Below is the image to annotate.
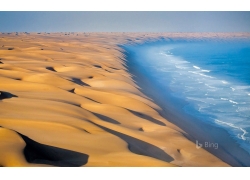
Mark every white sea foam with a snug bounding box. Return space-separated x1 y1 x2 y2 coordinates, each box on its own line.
237 107 250 112
159 52 172 56
193 65 210 72
175 65 187 69
188 71 214 78
193 65 200 69
201 69 210 72
239 128 248 140
215 119 248 140
221 98 228 100
205 84 216 89
229 100 238 104
186 97 207 103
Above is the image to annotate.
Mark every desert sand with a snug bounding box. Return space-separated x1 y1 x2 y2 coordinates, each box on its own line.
0 32 233 167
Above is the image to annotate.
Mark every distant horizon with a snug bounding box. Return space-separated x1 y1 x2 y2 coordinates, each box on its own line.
0 12 250 33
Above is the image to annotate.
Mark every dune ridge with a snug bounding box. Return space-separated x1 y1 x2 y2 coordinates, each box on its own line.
0 32 243 167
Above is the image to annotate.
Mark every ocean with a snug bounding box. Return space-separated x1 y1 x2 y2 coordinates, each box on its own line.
123 38 250 154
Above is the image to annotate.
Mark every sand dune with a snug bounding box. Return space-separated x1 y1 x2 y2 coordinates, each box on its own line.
0 32 234 167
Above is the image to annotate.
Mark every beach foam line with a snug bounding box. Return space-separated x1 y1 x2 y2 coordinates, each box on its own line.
215 119 248 140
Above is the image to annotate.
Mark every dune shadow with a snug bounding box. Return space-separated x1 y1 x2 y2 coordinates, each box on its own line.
93 65 102 68
0 91 18 100
46 67 56 72
92 112 121 124
128 109 166 126
105 69 112 73
109 67 119 70
70 78 90 86
17 133 89 167
82 96 100 104
90 122 174 163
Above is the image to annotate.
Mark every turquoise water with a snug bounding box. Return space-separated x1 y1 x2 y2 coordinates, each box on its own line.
124 39 250 153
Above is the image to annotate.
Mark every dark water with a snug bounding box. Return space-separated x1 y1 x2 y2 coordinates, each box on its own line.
124 39 250 153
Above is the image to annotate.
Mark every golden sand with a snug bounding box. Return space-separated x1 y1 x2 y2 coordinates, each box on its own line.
0 32 231 167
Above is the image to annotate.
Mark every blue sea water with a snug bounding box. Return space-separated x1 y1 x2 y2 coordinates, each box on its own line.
124 38 250 153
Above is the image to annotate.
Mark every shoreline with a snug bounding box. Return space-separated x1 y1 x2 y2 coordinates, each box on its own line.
122 42 250 166
1 32 248 166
